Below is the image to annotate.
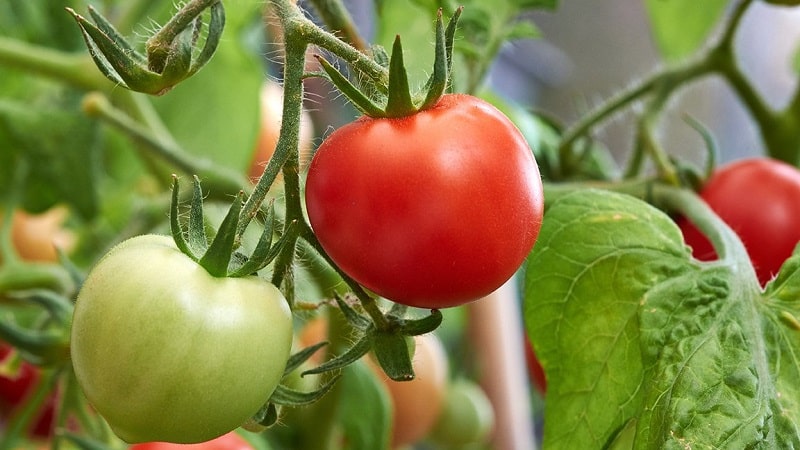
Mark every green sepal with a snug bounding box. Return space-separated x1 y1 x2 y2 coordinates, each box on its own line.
284 341 329 375
334 294 372 330
315 55 386 117
85 5 145 64
301 333 372 377
270 374 342 406
228 205 275 276
384 35 416 117
248 402 280 429
230 220 298 277
372 332 414 381
67 2 226 95
398 309 443 336
188 2 226 78
312 8 462 118
418 10 450 110
198 190 244 277
169 176 200 261
67 7 160 89
157 23 194 87
187 175 209 257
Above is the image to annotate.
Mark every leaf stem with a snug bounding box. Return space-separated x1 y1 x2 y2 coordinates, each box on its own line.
557 0 755 178
80 91 248 197
0 36 110 92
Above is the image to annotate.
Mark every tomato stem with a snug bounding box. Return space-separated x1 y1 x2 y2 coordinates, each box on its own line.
557 0 755 179
81 91 248 197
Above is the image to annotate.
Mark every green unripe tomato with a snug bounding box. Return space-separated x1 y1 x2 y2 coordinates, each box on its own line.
429 379 495 447
71 235 293 444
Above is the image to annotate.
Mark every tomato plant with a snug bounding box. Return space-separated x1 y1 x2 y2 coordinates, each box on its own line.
70 235 293 444
305 94 544 308
7 0 800 449
129 432 254 450
677 158 800 286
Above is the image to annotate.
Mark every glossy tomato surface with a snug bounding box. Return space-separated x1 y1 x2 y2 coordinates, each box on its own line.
678 158 800 286
71 235 293 444
129 431 254 450
305 94 544 308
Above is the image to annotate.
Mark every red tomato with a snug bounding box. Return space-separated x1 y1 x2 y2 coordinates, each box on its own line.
128 432 253 450
0 343 56 438
678 158 800 286
524 339 546 395
305 94 544 308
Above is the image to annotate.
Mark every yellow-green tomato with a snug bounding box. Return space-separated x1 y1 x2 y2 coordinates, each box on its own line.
429 379 495 447
70 235 293 444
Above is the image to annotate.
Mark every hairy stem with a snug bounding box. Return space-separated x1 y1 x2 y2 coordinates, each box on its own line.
146 0 219 72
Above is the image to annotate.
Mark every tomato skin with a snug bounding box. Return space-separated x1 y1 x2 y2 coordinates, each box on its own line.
305 94 544 308
129 432 254 450
677 158 800 286
429 379 495 447
70 235 293 444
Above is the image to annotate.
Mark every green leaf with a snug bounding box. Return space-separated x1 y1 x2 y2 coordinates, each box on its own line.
524 189 800 449
644 0 728 63
338 360 392 450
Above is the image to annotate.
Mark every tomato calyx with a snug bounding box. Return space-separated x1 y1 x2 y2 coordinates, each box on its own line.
169 176 295 278
67 1 225 96
301 296 442 381
312 7 462 118
245 342 341 431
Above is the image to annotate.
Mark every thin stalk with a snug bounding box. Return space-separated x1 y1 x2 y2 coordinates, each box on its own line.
557 0 754 178
81 92 248 197
0 36 110 92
